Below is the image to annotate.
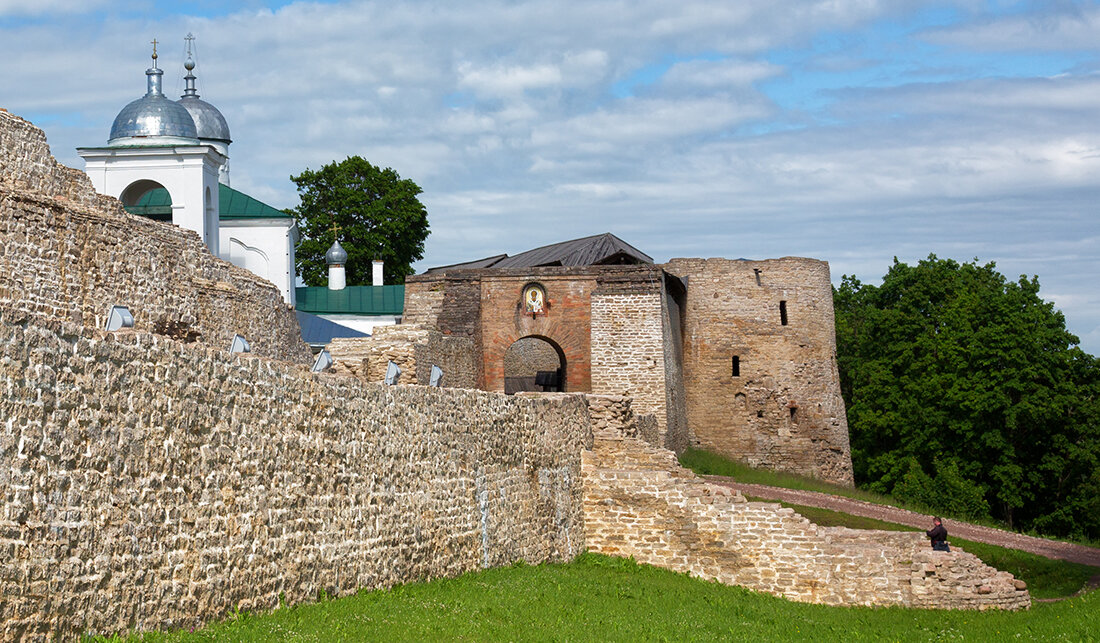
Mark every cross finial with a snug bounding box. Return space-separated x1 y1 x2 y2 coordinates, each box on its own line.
151 38 158 59
331 221 342 238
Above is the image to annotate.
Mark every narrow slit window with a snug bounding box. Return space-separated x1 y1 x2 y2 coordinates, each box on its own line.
780 300 788 326
753 268 762 286
731 355 740 377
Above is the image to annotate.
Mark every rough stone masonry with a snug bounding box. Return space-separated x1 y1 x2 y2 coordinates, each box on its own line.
0 109 1030 640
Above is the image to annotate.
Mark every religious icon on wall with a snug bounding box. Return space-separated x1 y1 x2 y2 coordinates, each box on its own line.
523 284 546 314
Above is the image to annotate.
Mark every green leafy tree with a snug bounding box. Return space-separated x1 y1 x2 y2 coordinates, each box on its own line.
835 255 1100 539
291 156 429 286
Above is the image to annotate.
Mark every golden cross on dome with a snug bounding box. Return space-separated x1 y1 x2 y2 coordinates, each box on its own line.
150 38 159 60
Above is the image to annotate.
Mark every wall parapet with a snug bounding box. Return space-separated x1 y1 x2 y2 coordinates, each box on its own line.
0 312 587 640
581 396 1029 610
0 109 311 364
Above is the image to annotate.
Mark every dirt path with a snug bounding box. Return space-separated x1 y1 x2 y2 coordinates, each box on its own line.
704 475 1100 567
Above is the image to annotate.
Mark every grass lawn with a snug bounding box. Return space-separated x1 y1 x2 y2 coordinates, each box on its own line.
680 448 1100 548
113 554 1098 642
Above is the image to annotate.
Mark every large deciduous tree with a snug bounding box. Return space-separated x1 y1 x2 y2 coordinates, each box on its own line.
291 156 429 286
835 255 1099 539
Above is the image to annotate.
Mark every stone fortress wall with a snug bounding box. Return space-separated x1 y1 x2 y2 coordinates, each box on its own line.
405 265 692 451
582 396 1029 610
665 257 853 484
326 324 478 388
0 312 588 641
0 110 311 365
0 111 1031 639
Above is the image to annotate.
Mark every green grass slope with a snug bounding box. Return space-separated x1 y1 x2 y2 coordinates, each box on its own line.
117 554 1097 642
680 448 1100 548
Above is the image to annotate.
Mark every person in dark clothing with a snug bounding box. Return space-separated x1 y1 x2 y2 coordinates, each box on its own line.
927 516 949 551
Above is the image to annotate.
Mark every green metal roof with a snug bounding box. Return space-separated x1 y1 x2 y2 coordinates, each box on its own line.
124 188 172 220
219 184 292 220
295 285 405 315
122 185 292 221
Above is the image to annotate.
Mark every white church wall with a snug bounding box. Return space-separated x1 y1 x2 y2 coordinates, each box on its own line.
78 145 224 255
220 218 297 305
314 314 399 335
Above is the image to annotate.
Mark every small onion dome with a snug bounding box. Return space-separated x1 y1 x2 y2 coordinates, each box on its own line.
326 240 348 265
109 58 198 144
177 53 231 143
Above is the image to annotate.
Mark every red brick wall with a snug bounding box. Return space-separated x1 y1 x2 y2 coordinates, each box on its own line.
480 275 596 393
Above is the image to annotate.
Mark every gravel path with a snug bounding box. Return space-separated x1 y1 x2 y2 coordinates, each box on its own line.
704 475 1100 567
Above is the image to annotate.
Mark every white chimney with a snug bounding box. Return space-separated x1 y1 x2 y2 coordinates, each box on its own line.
372 260 384 286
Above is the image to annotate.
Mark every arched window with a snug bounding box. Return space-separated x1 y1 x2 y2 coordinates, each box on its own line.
120 180 172 222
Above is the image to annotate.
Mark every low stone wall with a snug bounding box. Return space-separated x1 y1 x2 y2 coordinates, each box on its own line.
0 109 311 364
580 397 1029 610
326 324 478 388
0 312 587 640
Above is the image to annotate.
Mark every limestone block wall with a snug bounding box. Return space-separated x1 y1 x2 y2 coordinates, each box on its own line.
0 109 311 364
664 257 852 484
582 426 1029 610
326 324 477 388
402 285 444 328
590 269 689 452
0 312 587 640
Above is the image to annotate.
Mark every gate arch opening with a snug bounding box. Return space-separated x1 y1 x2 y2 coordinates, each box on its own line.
504 335 566 394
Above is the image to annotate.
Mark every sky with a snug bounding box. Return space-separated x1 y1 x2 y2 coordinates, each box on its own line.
2 0 1098 352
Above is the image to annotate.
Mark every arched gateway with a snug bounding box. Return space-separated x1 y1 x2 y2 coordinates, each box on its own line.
504 335 566 394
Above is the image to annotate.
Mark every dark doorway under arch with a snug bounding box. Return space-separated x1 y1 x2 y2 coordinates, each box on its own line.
120 180 172 222
504 336 566 394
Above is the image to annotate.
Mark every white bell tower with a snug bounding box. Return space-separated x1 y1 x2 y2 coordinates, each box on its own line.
77 39 224 255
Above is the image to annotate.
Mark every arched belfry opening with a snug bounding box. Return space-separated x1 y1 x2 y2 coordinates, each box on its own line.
120 180 172 222
504 336 566 394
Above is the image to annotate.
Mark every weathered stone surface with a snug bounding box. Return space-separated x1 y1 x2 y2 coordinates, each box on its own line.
406 265 691 450
580 396 1029 611
0 313 587 641
0 110 311 364
0 107 1030 642
327 324 477 388
664 257 853 484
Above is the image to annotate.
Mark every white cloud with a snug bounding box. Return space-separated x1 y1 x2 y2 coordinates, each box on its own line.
0 0 110 16
2 0 1099 352
924 5 1100 51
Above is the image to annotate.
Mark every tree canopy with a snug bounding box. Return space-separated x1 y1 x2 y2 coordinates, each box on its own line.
835 255 1100 540
291 156 429 286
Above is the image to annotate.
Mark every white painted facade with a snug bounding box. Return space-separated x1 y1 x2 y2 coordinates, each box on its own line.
220 218 298 306
314 314 399 335
78 145 225 256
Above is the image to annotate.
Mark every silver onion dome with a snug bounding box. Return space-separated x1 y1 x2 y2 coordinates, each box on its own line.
326 240 348 265
177 51 231 143
109 52 198 144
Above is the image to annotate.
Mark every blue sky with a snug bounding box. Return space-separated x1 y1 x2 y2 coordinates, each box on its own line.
2 0 1098 351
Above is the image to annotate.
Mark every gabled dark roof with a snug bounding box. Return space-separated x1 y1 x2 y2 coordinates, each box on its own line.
295 285 405 315
424 254 508 274
295 310 368 348
424 233 651 273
